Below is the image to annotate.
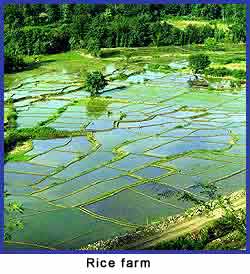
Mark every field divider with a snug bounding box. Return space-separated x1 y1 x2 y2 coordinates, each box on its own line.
47 173 132 202
128 188 185 209
78 207 138 228
32 140 101 188
4 240 56 250
76 172 183 208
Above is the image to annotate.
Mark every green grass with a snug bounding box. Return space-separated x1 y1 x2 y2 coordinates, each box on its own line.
4 126 85 154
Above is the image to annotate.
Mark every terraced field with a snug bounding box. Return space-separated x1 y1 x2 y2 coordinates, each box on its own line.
4 61 246 250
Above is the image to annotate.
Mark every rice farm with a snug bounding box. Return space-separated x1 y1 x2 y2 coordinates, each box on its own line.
2 2 248 256
4 48 246 250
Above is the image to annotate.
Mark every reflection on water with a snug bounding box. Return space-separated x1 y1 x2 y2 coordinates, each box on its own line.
86 97 111 119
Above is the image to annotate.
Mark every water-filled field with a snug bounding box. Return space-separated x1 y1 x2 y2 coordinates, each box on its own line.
4 62 245 250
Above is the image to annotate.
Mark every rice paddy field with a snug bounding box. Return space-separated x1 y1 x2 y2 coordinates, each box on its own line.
4 46 246 250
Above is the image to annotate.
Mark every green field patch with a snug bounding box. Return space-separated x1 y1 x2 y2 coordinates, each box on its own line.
5 194 58 211
14 99 34 108
34 177 65 190
169 110 207 119
119 115 175 129
31 100 69 109
216 171 246 194
130 124 171 136
47 122 82 131
26 138 70 156
121 103 154 112
133 183 192 209
86 120 114 131
4 184 34 195
222 144 245 156
161 128 194 137
182 135 231 144
56 90 89 99
171 92 232 108
186 163 245 187
122 136 175 154
30 150 77 167
162 156 226 176
190 151 245 163
35 168 124 201
16 116 51 128
55 136 91 153
111 154 159 171
141 105 179 115
53 151 114 179
59 111 89 118
85 189 182 225
216 99 246 113
134 166 168 178
158 174 197 188
64 105 88 112
116 113 149 121
51 174 136 206
5 162 55 175
229 125 245 136
109 85 179 103
54 220 130 249
236 134 246 145
95 129 139 150
52 116 88 124
18 107 56 115
9 207 127 249
4 242 54 251
147 140 227 157
5 172 44 187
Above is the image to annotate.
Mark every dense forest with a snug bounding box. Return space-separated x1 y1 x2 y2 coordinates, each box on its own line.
5 4 246 59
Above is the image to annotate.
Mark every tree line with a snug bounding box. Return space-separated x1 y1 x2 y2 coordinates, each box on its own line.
4 4 246 58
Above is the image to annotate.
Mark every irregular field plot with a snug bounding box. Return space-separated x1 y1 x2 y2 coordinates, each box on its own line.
53 151 115 179
26 138 71 155
6 207 130 250
49 175 137 207
30 150 77 167
35 168 125 202
4 64 246 250
85 189 183 225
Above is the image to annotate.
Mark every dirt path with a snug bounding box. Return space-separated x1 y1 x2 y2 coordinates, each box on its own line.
121 196 246 250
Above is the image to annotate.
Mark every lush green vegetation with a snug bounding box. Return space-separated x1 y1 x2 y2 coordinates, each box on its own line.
85 71 108 96
4 126 84 155
205 67 245 79
4 191 24 241
189 54 211 74
152 208 246 250
4 52 27 73
4 4 246 58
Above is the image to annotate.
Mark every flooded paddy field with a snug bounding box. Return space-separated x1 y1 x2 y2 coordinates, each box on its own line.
4 52 246 250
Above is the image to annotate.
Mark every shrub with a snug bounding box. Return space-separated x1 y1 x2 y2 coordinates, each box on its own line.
87 38 101 57
85 71 108 96
204 37 218 50
189 54 211 74
4 53 26 73
204 67 245 79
